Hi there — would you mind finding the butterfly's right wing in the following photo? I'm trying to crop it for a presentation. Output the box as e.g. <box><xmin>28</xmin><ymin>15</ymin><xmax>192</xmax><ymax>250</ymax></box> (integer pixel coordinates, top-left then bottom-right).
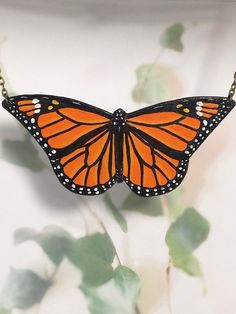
<box><xmin>123</xmin><ymin>96</ymin><xmax>235</xmax><ymax>196</ymax></box>
<box><xmin>3</xmin><ymin>95</ymin><xmax>116</xmax><ymax>195</ymax></box>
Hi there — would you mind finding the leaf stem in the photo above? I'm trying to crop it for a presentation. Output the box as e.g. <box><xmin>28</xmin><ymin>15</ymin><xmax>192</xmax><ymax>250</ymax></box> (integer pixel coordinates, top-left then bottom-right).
<box><xmin>135</xmin><ymin>305</ymin><xmax>141</xmax><ymax>314</ymax></box>
<box><xmin>80</xmin><ymin>209</ymin><xmax>90</xmax><ymax>235</ymax></box>
<box><xmin>161</xmin><ymin>196</ymin><xmax>173</xmax><ymax>314</ymax></box>
<box><xmin>136</xmin><ymin>48</ymin><xmax>165</xmax><ymax>105</ymax></box>
<box><xmin>161</xmin><ymin>195</ymin><xmax>172</xmax><ymax>222</ymax></box>
<box><xmin>165</xmin><ymin>257</ymin><xmax>173</xmax><ymax>314</ymax></box>
<box><xmin>80</xmin><ymin>198</ymin><xmax>122</xmax><ymax>265</ymax></box>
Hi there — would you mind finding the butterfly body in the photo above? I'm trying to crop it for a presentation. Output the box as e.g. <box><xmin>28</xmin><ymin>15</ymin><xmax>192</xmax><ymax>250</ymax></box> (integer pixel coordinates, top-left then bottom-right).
<box><xmin>2</xmin><ymin>94</ymin><xmax>235</xmax><ymax>196</ymax></box>
<box><xmin>112</xmin><ymin>109</ymin><xmax>126</xmax><ymax>183</ymax></box>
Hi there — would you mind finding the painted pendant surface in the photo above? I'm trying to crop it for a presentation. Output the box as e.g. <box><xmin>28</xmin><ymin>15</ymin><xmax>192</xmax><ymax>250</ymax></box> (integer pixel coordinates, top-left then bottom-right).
<box><xmin>2</xmin><ymin>95</ymin><xmax>235</xmax><ymax>196</ymax></box>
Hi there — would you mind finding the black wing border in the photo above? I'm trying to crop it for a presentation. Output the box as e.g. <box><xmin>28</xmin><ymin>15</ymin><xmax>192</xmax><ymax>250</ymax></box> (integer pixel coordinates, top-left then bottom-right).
<box><xmin>2</xmin><ymin>94</ymin><xmax>116</xmax><ymax>196</ymax></box>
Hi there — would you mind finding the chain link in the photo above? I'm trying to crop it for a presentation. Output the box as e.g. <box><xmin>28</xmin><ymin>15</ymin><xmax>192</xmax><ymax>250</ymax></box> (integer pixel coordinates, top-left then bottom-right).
<box><xmin>0</xmin><ymin>66</ymin><xmax>9</xmax><ymax>101</ymax></box>
<box><xmin>228</xmin><ymin>71</ymin><xmax>236</xmax><ymax>99</ymax></box>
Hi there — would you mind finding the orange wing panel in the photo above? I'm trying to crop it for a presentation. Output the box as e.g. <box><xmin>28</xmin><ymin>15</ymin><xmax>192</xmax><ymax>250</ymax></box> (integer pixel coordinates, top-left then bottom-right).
<box><xmin>59</xmin><ymin>108</ymin><xmax>110</xmax><ymax>124</ymax></box>
<box><xmin>128</xmin><ymin>112</ymin><xmax>182</xmax><ymax>125</ymax></box>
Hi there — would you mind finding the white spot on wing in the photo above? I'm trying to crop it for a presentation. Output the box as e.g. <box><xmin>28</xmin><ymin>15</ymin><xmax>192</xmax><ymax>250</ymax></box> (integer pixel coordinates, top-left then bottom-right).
<box><xmin>32</xmin><ymin>98</ymin><xmax>40</xmax><ymax>104</ymax></box>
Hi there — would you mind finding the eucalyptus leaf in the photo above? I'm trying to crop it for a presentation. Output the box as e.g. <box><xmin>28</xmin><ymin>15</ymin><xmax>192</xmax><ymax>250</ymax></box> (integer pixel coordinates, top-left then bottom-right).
<box><xmin>83</xmin><ymin>266</ymin><xmax>140</xmax><ymax>314</ymax></box>
<box><xmin>104</xmin><ymin>194</ymin><xmax>128</xmax><ymax>233</ymax></box>
<box><xmin>122</xmin><ymin>192</ymin><xmax>163</xmax><ymax>216</ymax></box>
<box><xmin>68</xmin><ymin>233</ymin><xmax>116</xmax><ymax>286</ymax></box>
<box><xmin>160</xmin><ymin>23</ymin><xmax>185</xmax><ymax>52</ymax></box>
<box><xmin>166</xmin><ymin>207</ymin><xmax>210</xmax><ymax>256</ymax></box>
<box><xmin>14</xmin><ymin>226</ymin><xmax>74</xmax><ymax>266</ymax></box>
<box><xmin>38</xmin><ymin>226</ymin><xmax>74</xmax><ymax>265</ymax></box>
<box><xmin>166</xmin><ymin>187</ymin><xmax>185</xmax><ymax>219</ymax></box>
<box><xmin>0</xmin><ymin>132</ymin><xmax>46</xmax><ymax>172</ymax></box>
<box><xmin>0</xmin><ymin>269</ymin><xmax>50</xmax><ymax>310</ymax></box>
<box><xmin>166</xmin><ymin>208</ymin><xmax>210</xmax><ymax>276</ymax></box>
<box><xmin>113</xmin><ymin>266</ymin><xmax>140</xmax><ymax>303</ymax></box>
<box><xmin>172</xmin><ymin>254</ymin><xmax>202</xmax><ymax>277</ymax></box>
<box><xmin>132</xmin><ymin>64</ymin><xmax>170</xmax><ymax>104</ymax></box>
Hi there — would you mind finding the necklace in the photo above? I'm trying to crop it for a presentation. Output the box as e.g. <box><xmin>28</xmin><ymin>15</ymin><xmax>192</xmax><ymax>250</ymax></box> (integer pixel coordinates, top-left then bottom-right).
<box><xmin>1</xmin><ymin>67</ymin><xmax>235</xmax><ymax>197</ymax></box>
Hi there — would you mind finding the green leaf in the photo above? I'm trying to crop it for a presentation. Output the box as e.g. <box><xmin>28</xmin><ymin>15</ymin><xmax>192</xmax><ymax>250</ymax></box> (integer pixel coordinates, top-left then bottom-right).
<box><xmin>166</xmin><ymin>207</ymin><xmax>210</xmax><ymax>256</ymax></box>
<box><xmin>160</xmin><ymin>23</ymin><xmax>185</xmax><ymax>52</ymax></box>
<box><xmin>14</xmin><ymin>226</ymin><xmax>74</xmax><ymax>266</ymax></box>
<box><xmin>172</xmin><ymin>254</ymin><xmax>202</xmax><ymax>277</ymax></box>
<box><xmin>83</xmin><ymin>266</ymin><xmax>140</xmax><ymax>314</ymax></box>
<box><xmin>0</xmin><ymin>132</ymin><xmax>46</xmax><ymax>172</ymax></box>
<box><xmin>113</xmin><ymin>266</ymin><xmax>140</xmax><ymax>303</ymax></box>
<box><xmin>122</xmin><ymin>192</ymin><xmax>163</xmax><ymax>216</ymax></box>
<box><xmin>104</xmin><ymin>194</ymin><xmax>128</xmax><ymax>233</ymax></box>
<box><xmin>38</xmin><ymin>226</ymin><xmax>74</xmax><ymax>265</ymax></box>
<box><xmin>132</xmin><ymin>64</ymin><xmax>170</xmax><ymax>104</ymax></box>
<box><xmin>0</xmin><ymin>309</ymin><xmax>11</xmax><ymax>314</ymax></box>
<box><xmin>0</xmin><ymin>269</ymin><xmax>50</xmax><ymax>310</ymax></box>
<box><xmin>166</xmin><ymin>187</ymin><xmax>185</xmax><ymax>219</ymax></box>
<box><xmin>68</xmin><ymin>233</ymin><xmax>116</xmax><ymax>286</ymax></box>
<box><xmin>166</xmin><ymin>208</ymin><xmax>210</xmax><ymax>276</ymax></box>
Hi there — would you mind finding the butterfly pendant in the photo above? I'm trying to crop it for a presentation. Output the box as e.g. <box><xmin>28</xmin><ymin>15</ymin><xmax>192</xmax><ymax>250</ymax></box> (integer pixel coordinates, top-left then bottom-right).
<box><xmin>2</xmin><ymin>95</ymin><xmax>235</xmax><ymax>197</ymax></box>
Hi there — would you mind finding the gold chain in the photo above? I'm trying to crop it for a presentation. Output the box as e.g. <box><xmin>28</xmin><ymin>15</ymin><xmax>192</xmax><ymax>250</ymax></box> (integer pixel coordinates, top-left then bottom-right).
<box><xmin>228</xmin><ymin>71</ymin><xmax>236</xmax><ymax>99</ymax></box>
<box><xmin>0</xmin><ymin>66</ymin><xmax>9</xmax><ymax>101</ymax></box>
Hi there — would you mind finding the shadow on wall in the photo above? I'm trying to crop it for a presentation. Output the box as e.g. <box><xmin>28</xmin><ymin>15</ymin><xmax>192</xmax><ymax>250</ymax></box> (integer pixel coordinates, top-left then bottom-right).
<box><xmin>0</xmin><ymin>123</ymin><xmax>83</xmax><ymax>211</ymax></box>
<box><xmin>184</xmin><ymin>124</ymin><xmax>234</xmax><ymax>204</ymax></box>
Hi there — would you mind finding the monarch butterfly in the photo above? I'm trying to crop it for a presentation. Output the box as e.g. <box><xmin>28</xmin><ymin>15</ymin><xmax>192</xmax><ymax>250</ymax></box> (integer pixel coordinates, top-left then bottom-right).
<box><xmin>2</xmin><ymin>94</ymin><xmax>235</xmax><ymax>197</ymax></box>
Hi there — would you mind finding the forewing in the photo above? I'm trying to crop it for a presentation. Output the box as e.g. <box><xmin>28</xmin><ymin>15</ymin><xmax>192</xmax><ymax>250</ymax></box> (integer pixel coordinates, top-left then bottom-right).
<box><xmin>124</xmin><ymin>96</ymin><xmax>235</xmax><ymax>196</ymax></box>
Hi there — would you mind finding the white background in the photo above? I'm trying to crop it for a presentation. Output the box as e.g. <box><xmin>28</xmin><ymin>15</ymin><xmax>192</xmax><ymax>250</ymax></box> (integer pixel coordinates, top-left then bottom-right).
<box><xmin>0</xmin><ymin>1</ymin><xmax>236</xmax><ymax>314</ymax></box>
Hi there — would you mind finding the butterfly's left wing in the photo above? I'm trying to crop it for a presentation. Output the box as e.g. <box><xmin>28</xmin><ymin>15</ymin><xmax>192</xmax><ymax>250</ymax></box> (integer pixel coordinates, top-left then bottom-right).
<box><xmin>124</xmin><ymin>96</ymin><xmax>235</xmax><ymax>196</ymax></box>
<box><xmin>2</xmin><ymin>95</ymin><xmax>116</xmax><ymax>195</ymax></box>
